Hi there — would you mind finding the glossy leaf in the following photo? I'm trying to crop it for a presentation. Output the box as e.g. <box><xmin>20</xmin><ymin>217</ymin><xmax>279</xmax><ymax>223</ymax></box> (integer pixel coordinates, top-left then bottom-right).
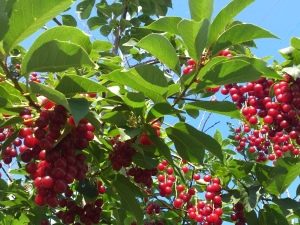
<box><xmin>208</xmin><ymin>0</ymin><xmax>254</xmax><ymax>45</ymax></box>
<box><xmin>2</xmin><ymin>0</ymin><xmax>73</xmax><ymax>52</ymax></box>
<box><xmin>22</xmin><ymin>26</ymin><xmax>92</xmax><ymax>74</ymax></box>
<box><xmin>185</xmin><ymin>100</ymin><xmax>240</xmax><ymax>119</ymax></box>
<box><xmin>213</xmin><ymin>24</ymin><xmax>277</xmax><ymax>53</ymax></box>
<box><xmin>146</xmin><ymin>16</ymin><xmax>181</xmax><ymax>34</ymax></box>
<box><xmin>106</xmin><ymin>65</ymin><xmax>168</xmax><ymax>103</ymax></box>
<box><xmin>198</xmin><ymin>58</ymin><xmax>262</xmax><ymax>86</ymax></box>
<box><xmin>178</xmin><ymin>19</ymin><xmax>209</xmax><ymax>60</ymax></box>
<box><xmin>137</xmin><ymin>34</ymin><xmax>180</xmax><ymax>73</ymax></box>
<box><xmin>55</xmin><ymin>75</ymin><xmax>107</xmax><ymax>96</ymax></box>
<box><xmin>166</xmin><ymin>123</ymin><xmax>223</xmax><ymax>163</ymax></box>
<box><xmin>22</xmin><ymin>40</ymin><xmax>94</xmax><ymax>74</ymax></box>
<box><xmin>188</xmin><ymin>0</ymin><xmax>213</xmax><ymax>21</ymax></box>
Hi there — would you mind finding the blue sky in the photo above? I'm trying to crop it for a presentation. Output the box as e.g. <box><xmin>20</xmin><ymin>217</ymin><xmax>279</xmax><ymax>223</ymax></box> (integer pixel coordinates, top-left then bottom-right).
<box><xmin>171</xmin><ymin>0</ymin><xmax>300</xmax><ymax>60</ymax></box>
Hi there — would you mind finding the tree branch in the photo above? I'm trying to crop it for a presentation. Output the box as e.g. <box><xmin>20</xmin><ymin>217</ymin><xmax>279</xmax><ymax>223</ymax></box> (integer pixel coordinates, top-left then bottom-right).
<box><xmin>0</xmin><ymin>61</ymin><xmax>40</xmax><ymax>111</ymax></box>
<box><xmin>112</xmin><ymin>0</ymin><xmax>128</xmax><ymax>55</ymax></box>
<box><xmin>1</xmin><ymin>167</ymin><xmax>13</xmax><ymax>182</ymax></box>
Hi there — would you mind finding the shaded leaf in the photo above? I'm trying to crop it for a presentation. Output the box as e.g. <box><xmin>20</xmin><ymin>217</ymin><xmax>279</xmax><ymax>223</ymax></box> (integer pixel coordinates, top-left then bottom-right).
<box><xmin>113</xmin><ymin>175</ymin><xmax>144</xmax><ymax>224</ymax></box>
<box><xmin>56</xmin><ymin>75</ymin><xmax>107</xmax><ymax>96</ymax></box>
<box><xmin>166</xmin><ymin>123</ymin><xmax>223</xmax><ymax>163</ymax></box>
<box><xmin>68</xmin><ymin>98</ymin><xmax>91</xmax><ymax>125</ymax></box>
<box><xmin>22</xmin><ymin>40</ymin><xmax>94</xmax><ymax>74</ymax></box>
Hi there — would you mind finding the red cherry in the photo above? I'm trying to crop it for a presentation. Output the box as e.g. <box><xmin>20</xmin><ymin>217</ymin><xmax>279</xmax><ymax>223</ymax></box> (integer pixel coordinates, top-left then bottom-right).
<box><xmin>41</xmin><ymin>176</ymin><xmax>54</xmax><ymax>188</ymax></box>
<box><xmin>193</xmin><ymin>174</ymin><xmax>200</xmax><ymax>180</ymax></box>
<box><xmin>203</xmin><ymin>174</ymin><xmax>211</xmax><ymax>182</ymax></box>
<box><xmin>173</xmin><ymin>198</ymin><xmax>184</xmax><ymax>209</ymax></box>
<box><xmin>181</xmin><ymin>165</ymin><xmax>189</xmax><ymax>173</ymax></box>
<box><xmin>24</xmin><ymin>135</ymin><xmax>38</xmax><ymax>148</ymax></box>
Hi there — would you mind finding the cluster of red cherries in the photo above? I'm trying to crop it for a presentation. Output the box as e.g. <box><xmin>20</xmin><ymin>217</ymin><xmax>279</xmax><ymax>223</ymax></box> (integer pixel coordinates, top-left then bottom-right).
<box><xmin>222</xmin><ymin>74</ymin><xmax>300</xmax><ymax>161</ymax></box>
<box><xmin>127</xmin><ymin>167</ymin><xmax>158</xmax><ymax>188</ymax></box>
<box><xmin>17</xmin><ymin>103</ymin><xmax>101</xmax><ymax>225</ymax></box>
<box><xmin>156</xmin><ymin>160</ymin><xmax>223</xmax><ymax>224</ymax></box>
<box><xmin>56</xmin><ymin>199</ymin><xmax>103</xmax><ymax>225</ymax></box>
<box><xmin>0</xmin><ymin>126</ymin><xmax>20</xmax><ymax>165</ymax></box>
<box><xmin>230</xmin><ymin>202</ymin><xmax>246</xmax><ymax>225</ymax></box>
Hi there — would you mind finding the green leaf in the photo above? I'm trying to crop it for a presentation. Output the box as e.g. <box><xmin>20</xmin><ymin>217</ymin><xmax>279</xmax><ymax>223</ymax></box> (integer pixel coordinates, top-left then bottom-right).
<box><xmin>2</xmin><ymin>0</ymin><xmax>73</xmax><ymax>52</ymax></box>
<box><xmin>106</xmin><ymin>65</ymin><xmax>168</xmax><ymax>103</ymax></box>
<box><xmin>22</xmin><ymin>40</ymin><xmax>94</xmax><ymax>74</ymax></box>
<box><xmin>198</xmin><ymin>58</ymin><xmax>262</xmax><ymax>86</ymax></box>
<box><xmin>245</xmin><ymin>210</ymin><xmax>258</xmax><ymax>225</ymax></box>
<box><xmin>137</xmin><ymin>34</ymin><xmax>180</xmax><ymax>73</ymax></box>
<box><xmin>76</xmin><ymin>0</ymin><xmax>95</xmax><ymax>20</ymax></box>
<box><xmin>30</xmin><ymin>82</ymin><xmax>70</xmax><ymax>110</ymax></box>
<box><xmin>77</xmin><ymin>179</ymin><xmax>98</xmax><ymax>201</ymax></box>
<box><xmin>166</xmin><ymin>123</ymin><xmax>223</xmax><ymax>163</ymax></box>
<box><xmin>100</xmin><ymin>24</ymin><xmax>112</xmax><ymax>36</ymax></box>
<box><xmin>291</xmin><ymin>37</ymin><xmax>300</xmax><ymax>49</ymax></box>
<box><xmin>22</xmin><ymin>26</ymin><xmax>93</xmax><ymax>74</ymax></box>
<box><xmin>122</xmin><ymin>92</ymin><xmax>145</xmax><ymax>109</ymax></box>
<box><xmin>147</xmin><ymin>102</ymin><xmax>180</xmax><ymax>121</ymax></box>
<box><xmin>208</xmin><ymin>0</ymin><xmax>254</xmax><ymax>45</ymax></box>
<box><xmin>146</xmin><ymin>16</ymin><xmax>181</xmax><ymax>34</ymax></box>
<box><xmin>92</xmin><ymin>40</ymin><xmax>113</xmax><ymax>52</ymax></box>
<box><xmin>188</xmin><ymin>0</ymin><xmax>213</xmax><ymax>21</ymax></box>
<box><xmin>178</xmin><ymin>19</ymin><xmax>209</xmax><ymax>60</ymax></box>
<box><xmin>0</xmin><ymin>116</ymin><xmax>22</xmax><ymax>128</ymax></box>
<box><xmin>234</xmin><ymin>56</ymin><xmax>282</xmax><ymax>79</ymax></box>
<box><xmin>68</xmin><ymin>98</ymin><xmax>91</xmax><ymax>125</ymax></box>
<box><xmin>62</xmin><ymin>14</ymin><xmax>77</xmax><ymax>27</ymax></box>
<box><xmin>87</xmin><ymin>16</ymin><xmax>107</xmax><ymax>30</ymax></box>
<box><xmin>273</xmin><ymin>197</ymin><xmax>300</xmax><ymax>215</ymax></box>
<box><xmin>213</xmin><ymin>24</ymin><xmax>277</xmax><ymax>53</ymax></box>
<box><xmin>185</xmin><ymin>101</ymin><xmax>240</xmax><ymax>119</ymax></box>
<box><xmin>255</xmin><ymin>158</ymin><xmax>300</xmax><ymax>195</ymax></box>
<box><xmin>55</xmin><ymin>75</ymin><xmax>107</xmax><ymax>96</ymax></box>
<box><xmin>227</xmin><ymin>159</ymin><xmax>254</xmax><ymax>179</ymax></box>
<box><xmin>113</xmin><ymin>175</ymin><xmax>144</xmax><ymax>224</ymax></box>
<box><xmin>258</xmin><ymin>205</ymin><xmax>289</xmax><ymax>225</ymax></box>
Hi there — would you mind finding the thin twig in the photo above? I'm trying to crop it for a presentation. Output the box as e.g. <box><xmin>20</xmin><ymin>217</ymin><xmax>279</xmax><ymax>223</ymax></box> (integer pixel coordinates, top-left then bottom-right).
<box><xmin>53</xmin><ymin>17</ymin><xmax>62</xmax><ymax>26</ymax></box>
<box><xmin>201</xmin><ymin>112</ymin><xmax>213</xmax><ymax>132</ymax></box>
<box><xmin>1</xmin><ymin>167</ymin><xmax>13</xmax><ymax>182</ymax></box>
<box><xmin>204</xmin><ymin>121</ymin><xmax>221</xmax><ymax>133</ymax></box>
<box><xmin>112</xmin><ymin>0</ymin><xmax>128</xmax><ymax>55</ymax></box>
